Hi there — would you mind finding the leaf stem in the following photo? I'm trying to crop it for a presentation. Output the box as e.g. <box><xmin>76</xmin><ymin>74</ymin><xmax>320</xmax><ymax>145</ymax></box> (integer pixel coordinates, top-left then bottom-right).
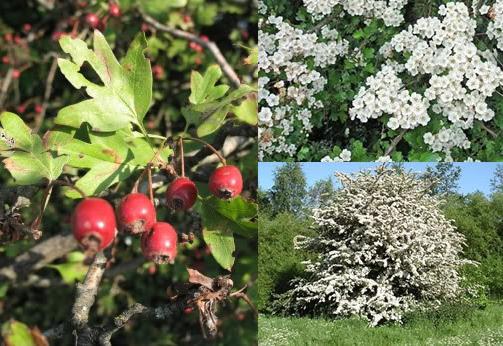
<box><xmin>147</xmin><ymin>164</ymin><xmax>154</xmax><ymax>203</ymax></box>
<box><xmin>183</xmin><ymin>136</ymin><xmax>227</xmax><ymax>166</ymax></box>
<box><xmin>179</xmin><ymin>137</ymin><xmax>185</xmax><ymax>177</ymax></box>
<box><xmin>53</xmin><ymin>179</ymin><xmax>87</xmax><ymax>198</ymax></box>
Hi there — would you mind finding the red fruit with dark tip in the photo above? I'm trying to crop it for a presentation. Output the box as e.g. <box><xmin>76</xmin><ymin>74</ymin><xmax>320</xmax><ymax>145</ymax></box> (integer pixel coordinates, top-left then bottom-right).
<box><xmin>209</xmin><ymin>165</ymin><xmax>243</xmax><ymax>199</ymax></box>
<box><xmin>109</xmin><ymin>3</ymin><xmax>121</xmax><ymax>17</ymax></box>
<box><xmin>85</xmin><ymin>13</ymin><xmax>100</xmax><ymax>28</ymax></box>
<box><xmin>117</xmin><ymin>193</ymin><xmax>156</xmax><ymax>234</ymax></box>
<box><xmin>166</xmin><ymin>177</ymin><xmax>198</xmax><ymax>210</ymax></box>
<box><xmin>72</xmin><ymin>198</ymin><xmax>117</xmax><ymax>251</ymax></box>
<box><xmin>12</xmin><ymin>69</ymin><xmax>21</xmax><ymax>79</ymax></box>
<box><xmin>141</xmin><ymin>222</ymin><xmax>178</xmax><ymax>264</ymax></box>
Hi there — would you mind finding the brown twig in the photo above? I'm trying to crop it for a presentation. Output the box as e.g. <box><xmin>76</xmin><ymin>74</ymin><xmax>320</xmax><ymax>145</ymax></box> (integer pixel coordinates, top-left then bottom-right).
<box><xmin>384</xmin><ymin>129</ymin><xmax>407</xmax><ymax>157</ymax></box>
<box><xmin>0</xmin><ymin>233</ymin><xmax>78</xmax><ymax>281</ymax></box>
<box><xmin>480</xmin><ymin>122</ymin><xmax>498</xmax><ymax>139</ymax></box>
<box><xmin>0</xmin><ymin>68</ymin><xmax>14</xmax><ymax>110</ymax></box>
<box><xmin>179</xmin><ymin>137</ymin><xmax>185</xmax><ymax>177</ymax></box>
<box><xmin>34</xmin><ymin>56</ymin><xmax>59</xmax><ymax>133</ymax></box>
<box><xmin>140</xmin><ymin>12</ymin><xmax>241</xmax><ymax>88</ymax></box>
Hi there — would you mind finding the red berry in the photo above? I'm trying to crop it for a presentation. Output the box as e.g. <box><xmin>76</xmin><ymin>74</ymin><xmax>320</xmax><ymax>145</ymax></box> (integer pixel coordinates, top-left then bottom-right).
<box><xmin>72</xmin><ymin>198</ymin><xmax>117</xmax><ymax>251</ymax></box>
<box><xmin>16</xmin><ymin>104</ymin><xmax>26</xmax><ymax>113</ymax></box>
<box><xmin>85</xmin><ymin>13</ymin><xmax>100</xmax><ymax>28</ymax></box>
<box><xmin>182</xmin><ymin>15</ymin><xmax>192</xmax><ymax>24</ymax></box>
<box><xmin>34</xmin><ymin>104</ymin><xmax>43</xmax><ymax>114</ymax></box>
<box><xmin>13</xmin><ymin>35</ymin><xmax>22</xmax><ymax>44</ymax></box>
<box><xmin>166</xmin><ymin>177</ymin><xmax>198</xmax><ymax>210</ymax></box>
<box><xmin>141</xmin><ymin>222</ymin><xmax>178</xmax><ymax>264</ymax></box>
<box><xmin>2</xmin><ymin>56</ymin><xmax>9</xmax><ymax>64</ymax></box>
<box><xmin>189</xmin><ymin>41</ymin><xmax>203</xmax><ymax>53</ymax></box>
<box><xmin>23</xmin><ymin>23</ymin><xmax>32</xmax><ymax>33</ymax></box>
<box><xmin>4</xmin><ymin>33</ymin><xmax>13</xmax><ymax>43</ymax></box>
<box><xmin>209</xmin><ymin>165</ymin><xmax>243</xmax><ymax>199</ymax></box>
<box><xmin>184</xmin><ymin>306</ymin><xmax>194</xmax><ymax>314</ymax></box>
<box><xmin>52</xmin><ymin>31</ymin><xmax>66</xmax><ymax>41</ymax></box>
<box><xmin>78</xmin><ymin>1</ymin><xmax>88</xmax><ymax>7</ymax></box>
<box><xmin>109</xmin><ymin>3</ymin><xmax>121</xmax><ymax>17</ymax></box>
<box><xmin>141</xmin><ymin>23</ymin><xmax>149</xmax><ymax>32</ymax></box>
<box><xmin>117</xmin><ymin>193</ymin><xmax>156</xmax><ymax>234</ymax></box>
<box><xmin>200</xmin><ymin>35</ymin><xmax>209</xmax><ymax>42</ymax></box>
<box><xmin>152</xmin><ymin>64</ymin><xmax>164</xmax><ymax>79</ymax></box>
<box><xmin>11</xmin><ymin>69</ymin><xmax>21</xmax><ymax>79</ymax></box>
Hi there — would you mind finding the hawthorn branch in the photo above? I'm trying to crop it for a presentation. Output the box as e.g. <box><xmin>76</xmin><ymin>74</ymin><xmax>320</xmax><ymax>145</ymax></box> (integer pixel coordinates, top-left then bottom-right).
<box><xmin>0</xmin><ymin>68</ymin><xmax>14</xmax><ymax>110</ymax></box>
<box><xmin>34</xmin><ymin>56</ymin><xmax>59</xmax><ymax>133</ymax></box>
<box><xmin>384</xmin><ymin>129</ymin><xmax>407</xmax><ymax>157</ymax></box>
<box><xmin>0</xmin><ymin>233</ymin><xmax>77</xmax><ymax>281</ymax></box>
<box><xmin>140</xmin><ymin>12</ymin><xmax>241</xmax><ymax>88</ymax></box>
<box><xmin>72</xmin><ymin>251</ymin><xmax>108</xmax><ymax>345</ymax></box>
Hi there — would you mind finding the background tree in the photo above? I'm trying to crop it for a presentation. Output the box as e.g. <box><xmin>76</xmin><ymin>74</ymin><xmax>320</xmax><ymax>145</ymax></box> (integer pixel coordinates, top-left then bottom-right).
<box><xmin>306</xmin><ymin>178</ymin><xmax>335</xmax><ymax>210</ymax></box>
<box><xmin>422</xmin><ymin>162</ymin><xmax>462</xmax><ymax>195</ymax></box>
<box><xmin>490</xmin><ymin>164</ymin><xmax>503</xmax><ymax>193</ymax></box>
<box><xmin>269</xmin><ymin>163</ymin><xmax>307</xmax><ymax>216</ymax></box>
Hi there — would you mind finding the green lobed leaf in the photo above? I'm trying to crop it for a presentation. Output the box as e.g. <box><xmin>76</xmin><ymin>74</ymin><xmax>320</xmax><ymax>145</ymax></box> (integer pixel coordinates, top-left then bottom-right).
<box><xmin>197</xmin><ymin>105</ymin><xmax>231</xmax><ymax>137</ymax></box>
<box><xmin>1</xmin><ymin>320</ymin><xmax>36</xmax><ymax>346</ymax></box>
<box><xmin>46</xmin><ymin>251</ymin><xmax>88</xmax><ymax>284</ymax></box>
<box><xmin>203</xmin><ymin>228</ymin><xmax>235</xmax><ymax>271</ymax></box>
<box><xmin>233</xmin><ymin>97</ymin><xmax>258</xmax><ymax>125</ymax></box>
<box><xmin>189</xmin><ymin>65</ymin><xmax>226</xmax><ymax>105</ymax></box>
<box><xmin>56</xmin><ymin>31</ymin><xmax>152</xmax><ymax>133</ymax></box>
<box><xmin>0</xmin><ymin>112</ymin><xmax>34</xmax><ymax>151</ymax></box>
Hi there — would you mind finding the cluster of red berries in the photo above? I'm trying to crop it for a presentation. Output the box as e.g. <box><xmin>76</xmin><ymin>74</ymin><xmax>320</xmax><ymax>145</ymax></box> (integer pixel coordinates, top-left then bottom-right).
<box><xmin>71</xmin><ymin>164</ymin><xmax>243</xmax><ymax>264</ymax></box>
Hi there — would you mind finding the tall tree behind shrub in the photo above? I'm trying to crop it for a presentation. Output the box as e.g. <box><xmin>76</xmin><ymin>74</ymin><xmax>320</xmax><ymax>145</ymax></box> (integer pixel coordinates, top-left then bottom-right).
<box><xmin>270</xmin><ymin>163</ymin><xmax>307</xmax><ymax>216</ymax></box>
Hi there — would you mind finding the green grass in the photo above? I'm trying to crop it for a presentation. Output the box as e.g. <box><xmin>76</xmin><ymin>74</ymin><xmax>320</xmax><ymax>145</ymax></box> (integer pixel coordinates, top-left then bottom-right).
<box><xmin>258</xmin><ymin>303</ymin><xmax>503</xmax><ymax>346</ymax></box>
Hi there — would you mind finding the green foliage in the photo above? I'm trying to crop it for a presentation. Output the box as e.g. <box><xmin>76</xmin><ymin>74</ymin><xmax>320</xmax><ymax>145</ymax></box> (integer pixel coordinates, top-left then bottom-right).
<box><xmin>259</xmin><ymin>302</ymin><xmax>503</xmax><ymax>346</ymax></box>
<box><xmin>422</xmin><ymin>162</ymin><xmax>461</xmax><ymax>195</ymax></box>
<box><xmin>269</xmin><ymin>163</ymin><xmax>307</xmax><ymax>215</ymax></box>
<box><xmin>0</xmin><ymin>0</ymin><xmax>257</xmax><ymax>343</ymax></box>
<box><xmin>258</xmin><ymin>213</ymin><xmax>312</xmax><ymax>311</ymax></box>
<box><xmin>442</xmin><ymin>192</ymin><xmax>503</xmax><ymax>298</ymax></box>
<box><xmin>1</xmin><ymin>320</ymin><xmax>36</xmax><ymax>346</ymax></box>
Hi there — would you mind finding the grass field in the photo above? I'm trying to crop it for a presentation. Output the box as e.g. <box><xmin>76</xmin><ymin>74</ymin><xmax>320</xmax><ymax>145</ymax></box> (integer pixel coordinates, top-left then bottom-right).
<box><xmin>258</xmin><ymin>303</ymin><xmax>503</xmax><ymax>346</ymax></box>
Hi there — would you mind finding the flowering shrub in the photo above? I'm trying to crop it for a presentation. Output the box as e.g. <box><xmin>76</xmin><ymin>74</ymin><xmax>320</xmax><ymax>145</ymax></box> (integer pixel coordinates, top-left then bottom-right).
<box><xmin>259</xmin><ymin>0</ymin><xmax>503</xmax><ymax>161</ymax></box>
<box><xmin>280</xmin><ymin>167</ymin><xmax>474</xmax><ymax>326</ymax></box>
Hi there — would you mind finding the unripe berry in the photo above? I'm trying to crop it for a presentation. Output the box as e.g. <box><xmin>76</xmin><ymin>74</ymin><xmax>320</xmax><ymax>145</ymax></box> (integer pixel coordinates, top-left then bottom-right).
<box><xmin>166</xmin><ymin>177</ymin><xmax>198</xmax><ymax>210</ymax></box>
<box><xmin>141</xmin><ymin>222</ymin><xmax>178</xmax><ymax>264</ymax></box>
<box><xmin>72</xmin><ymin>198</ymin><xmax>117</xmax><ymax>251</ymax></box>
<box><xmin>208</xmin><ymin>165</ymin><xmax>243</xmax><ymax>199</ymax></box>
<box><xmin>117</xmin><ymin>193</ymin><xmax>156</xmax><ymax>234</ymax></box>
<box><xmin>85</xmin><ymin>13</ymin><xmax>100</xmax><ymax>29</ymax></box>
<box><xmin>109</xmin><ymin>3</ymin><xmax>121</xmax><ymax>17</ymax></box>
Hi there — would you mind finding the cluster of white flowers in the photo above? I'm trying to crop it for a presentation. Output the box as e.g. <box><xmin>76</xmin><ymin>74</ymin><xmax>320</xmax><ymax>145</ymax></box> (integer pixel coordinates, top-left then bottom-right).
<box><xmin>258</xmin><ymin>6</ymin><xmax>349</xmax><ymax>159</ymax></box>
<box><xmin>285</xmin><ymin>167</ymin><xmax>474</xmax><ymax>326</ymax></box>
<box><xmin>321</xmin><ymin>149</ymin><xmax>352</xmax><ymax>162</ymax></box>
<box><xmin>303</xmin><ymin>0</ymin><xmax>408</xmax><ymax>26</ymax></box>
<box><xmin>351</xmin><ymin>2</ymin><xmax>503</xmax><ymax>159</ymax></box>
<box><xmin>350</xmin><ymin>64</ymin><xmax>431</xmax><ymax>130</ymax></box>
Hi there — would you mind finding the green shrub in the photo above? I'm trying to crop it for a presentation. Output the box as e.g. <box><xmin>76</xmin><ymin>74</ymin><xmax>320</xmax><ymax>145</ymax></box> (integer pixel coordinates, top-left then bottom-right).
<box><xmin>258</xmin><ymin>213</ymin><xmax>312</xmax><ymax>311</ymax></box>
<box><xmin>443</xmin><ymin>193</ymin><xmax>503</xmax><ymax>298</ymax></box>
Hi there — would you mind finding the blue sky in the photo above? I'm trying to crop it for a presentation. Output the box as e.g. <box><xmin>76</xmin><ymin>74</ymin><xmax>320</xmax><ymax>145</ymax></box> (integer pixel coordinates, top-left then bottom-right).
<box><xmin>258</xmin><ymin>163</ymin><xmax>500</xmax><ymax>195</ymax></box>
